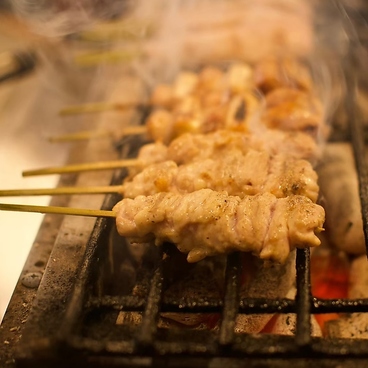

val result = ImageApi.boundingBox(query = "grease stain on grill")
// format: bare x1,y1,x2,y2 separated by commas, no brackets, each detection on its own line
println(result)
21,272,43,289
34,260,45,268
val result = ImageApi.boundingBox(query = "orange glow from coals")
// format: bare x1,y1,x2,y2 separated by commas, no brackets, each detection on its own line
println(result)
310,249,350,334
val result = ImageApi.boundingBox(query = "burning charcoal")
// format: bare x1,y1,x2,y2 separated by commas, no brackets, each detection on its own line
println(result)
116,311,142,326
326,314,368,339
160,257,225,330
235,251,296,333
271,313,322,336
325,255,368,339
348,255,368,299
316,143,365,255
270,287,322,336
159,313,219,330
311,247,349,334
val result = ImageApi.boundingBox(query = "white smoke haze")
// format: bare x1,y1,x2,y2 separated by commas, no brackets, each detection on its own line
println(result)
9,0,349,132
10,0,133,37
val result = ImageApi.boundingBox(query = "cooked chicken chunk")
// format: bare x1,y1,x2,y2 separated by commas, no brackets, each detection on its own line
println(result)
145,63,265,144
150,71,199,108
113,189,325,264
146,92,259,144
149,63,252,109
122,150,319,202
262,87,324,137
226,62,253,94
253,57,313,93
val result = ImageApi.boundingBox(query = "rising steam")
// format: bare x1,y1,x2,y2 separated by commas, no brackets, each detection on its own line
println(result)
10,0,133,37
9,0,348,132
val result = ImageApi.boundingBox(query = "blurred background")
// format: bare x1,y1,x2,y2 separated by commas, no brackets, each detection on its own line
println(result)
0,4,68,321
0,0,152,322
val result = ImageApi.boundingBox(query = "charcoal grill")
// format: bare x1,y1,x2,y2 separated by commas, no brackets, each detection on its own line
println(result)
2,1,368,367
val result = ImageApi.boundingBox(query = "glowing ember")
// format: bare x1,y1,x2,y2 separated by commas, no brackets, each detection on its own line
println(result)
310,248,350,334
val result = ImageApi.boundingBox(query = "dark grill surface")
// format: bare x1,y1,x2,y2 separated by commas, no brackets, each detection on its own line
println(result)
3,2,368,367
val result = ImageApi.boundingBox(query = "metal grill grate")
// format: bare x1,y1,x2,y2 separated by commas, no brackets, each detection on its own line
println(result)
14,90,368,365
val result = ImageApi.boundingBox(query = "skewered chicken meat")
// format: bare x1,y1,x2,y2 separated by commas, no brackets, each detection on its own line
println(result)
261,87,324,137
145,64,265,144
150,71,199,108
167,129,321,164
113,189,325,264
146,91,259,144
122,149,319,202
253,57,313,93
146,58,323,144
128,129,321,179
150,64,253,109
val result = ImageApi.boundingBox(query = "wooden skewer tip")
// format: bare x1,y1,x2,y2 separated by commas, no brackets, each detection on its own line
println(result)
0,203,116,218
0,185,124,197
22,158,143,177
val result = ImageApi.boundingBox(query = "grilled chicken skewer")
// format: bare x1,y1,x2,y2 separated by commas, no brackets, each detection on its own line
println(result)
49,126,147,143
53,58,323,144
122,150,319,202
23,129,321,177
53,90,260,144
0,189,325,264
1,149,319,202
54,86,322,145
58,57,312,115
113,189,325,264
58,64,253,116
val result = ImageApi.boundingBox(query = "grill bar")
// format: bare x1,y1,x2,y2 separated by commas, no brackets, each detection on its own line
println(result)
295,248,312,347
85,294,368,315
219,253,241,346
312,299,368,313
135,256,164,351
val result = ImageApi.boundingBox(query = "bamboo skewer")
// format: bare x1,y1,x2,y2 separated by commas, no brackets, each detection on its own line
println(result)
22,158,143,177
49,125,147,143
59,101,146,116
0,203,116,218
77,20,155,43
74,50,141,67
0,185,124,197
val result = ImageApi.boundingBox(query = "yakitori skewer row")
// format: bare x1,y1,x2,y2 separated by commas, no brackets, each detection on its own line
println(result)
51,57,325,145
0,57,327,265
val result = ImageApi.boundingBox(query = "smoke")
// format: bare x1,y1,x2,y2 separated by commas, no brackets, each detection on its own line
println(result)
125,0,317,87
10,0,133,37
9,0,349,133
